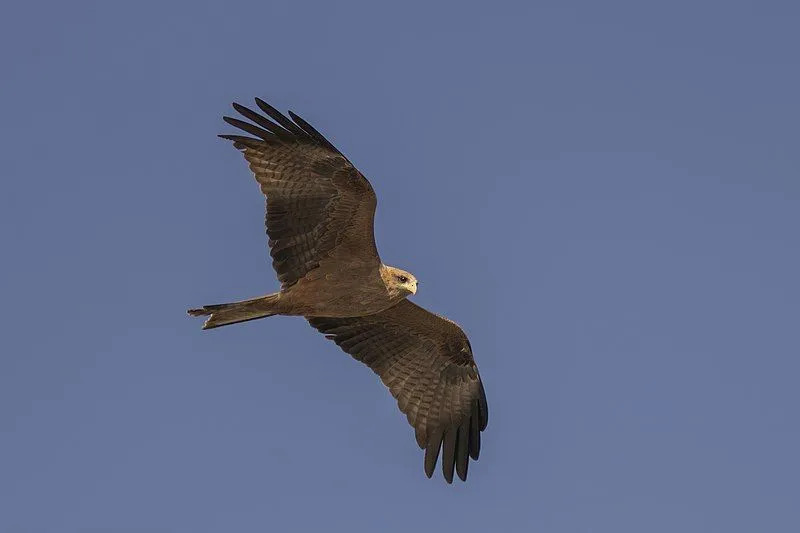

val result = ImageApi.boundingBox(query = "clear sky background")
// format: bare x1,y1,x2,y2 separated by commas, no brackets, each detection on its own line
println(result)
2,1,798,532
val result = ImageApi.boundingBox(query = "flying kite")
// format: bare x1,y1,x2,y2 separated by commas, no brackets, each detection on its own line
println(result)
189,98,488,482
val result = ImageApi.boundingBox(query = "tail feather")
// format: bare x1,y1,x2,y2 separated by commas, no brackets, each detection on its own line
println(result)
188,293,281,330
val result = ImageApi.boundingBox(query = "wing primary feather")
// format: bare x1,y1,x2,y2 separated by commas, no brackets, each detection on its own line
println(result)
441,428,457,484
424,431,443,479
415,427,427,449
255,98,307,137
288,111,341,154
222,116,274,141
456,422,469,481
232,102,292,137
478,379,489,430
469,400,481,460
218,134,261,147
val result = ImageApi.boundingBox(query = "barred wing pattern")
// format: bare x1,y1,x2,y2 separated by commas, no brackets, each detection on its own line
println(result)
308,300,488,483
220,98,380,287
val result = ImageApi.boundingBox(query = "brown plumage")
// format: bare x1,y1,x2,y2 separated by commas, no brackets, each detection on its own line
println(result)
188,98,488,482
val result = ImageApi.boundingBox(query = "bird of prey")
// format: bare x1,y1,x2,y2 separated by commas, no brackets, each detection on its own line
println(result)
188,98,488,483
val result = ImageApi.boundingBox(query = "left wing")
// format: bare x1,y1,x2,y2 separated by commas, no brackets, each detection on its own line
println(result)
220,98,380,288
308,300,488,483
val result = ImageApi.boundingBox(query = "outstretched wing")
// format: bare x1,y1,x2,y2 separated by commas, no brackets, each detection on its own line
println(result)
308,300,489,483
220,98,380,287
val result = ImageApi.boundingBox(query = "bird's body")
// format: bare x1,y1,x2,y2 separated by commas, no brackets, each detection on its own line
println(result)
197,263,415,325
189,98,487,483
284,263,417,317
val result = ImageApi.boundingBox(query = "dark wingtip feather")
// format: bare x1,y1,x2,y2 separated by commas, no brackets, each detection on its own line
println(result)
456,423,469,481
255,98,306,136
441,429,457,484
217,134,261,148
478,379,489,431
232,102,292,137
469,401,482,460
424,433,442,479
287,110,341,154
223,116,277,141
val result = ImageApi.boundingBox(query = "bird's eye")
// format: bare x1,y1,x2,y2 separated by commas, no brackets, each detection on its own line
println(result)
398,275,408,283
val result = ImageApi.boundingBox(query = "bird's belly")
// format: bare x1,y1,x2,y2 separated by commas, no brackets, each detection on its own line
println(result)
285,272,394,317
308,293,394,317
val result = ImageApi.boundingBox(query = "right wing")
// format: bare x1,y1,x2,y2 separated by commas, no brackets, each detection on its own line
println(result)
308,299,489,483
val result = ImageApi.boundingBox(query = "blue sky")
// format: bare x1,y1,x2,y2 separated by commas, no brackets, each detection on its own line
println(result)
2,1,798,531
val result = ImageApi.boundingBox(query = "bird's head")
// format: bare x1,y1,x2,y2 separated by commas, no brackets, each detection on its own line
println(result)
382,265,418,297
